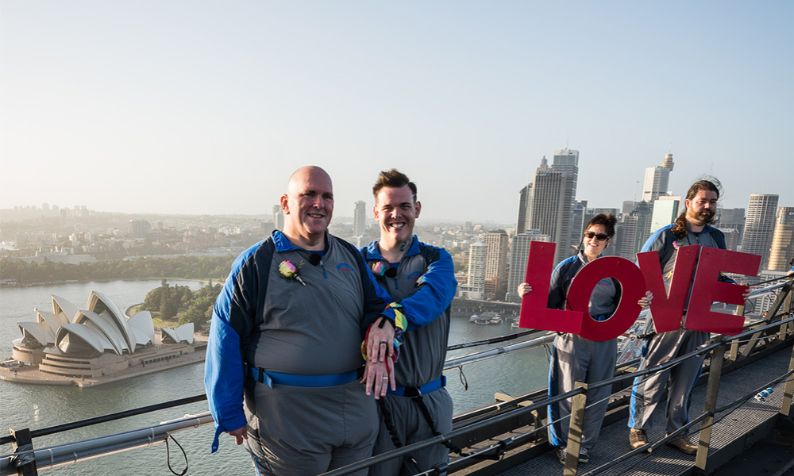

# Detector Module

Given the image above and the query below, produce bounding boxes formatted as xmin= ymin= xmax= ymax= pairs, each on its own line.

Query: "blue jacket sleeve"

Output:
xmin=204 ymin=250 xmax=258 ymax=453
xmin=396 ymin=247 xmax=457 ymax=330
xmin=353 ymin=248 xmax=391 ymax=331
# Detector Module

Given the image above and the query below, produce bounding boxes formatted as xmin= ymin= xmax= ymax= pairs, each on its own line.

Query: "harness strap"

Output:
xmin=377 ymin=399 xmax=422 ymax=473
xmin=248 ymin=366 xmax=358 ymax=388
xmin=389 ymin=376 xmax=446 ymax=397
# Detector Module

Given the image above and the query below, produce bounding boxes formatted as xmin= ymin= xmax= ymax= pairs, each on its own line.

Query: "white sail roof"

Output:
xmin=51 ymin=295 xmax=78 ymax=324
xmin=127 ymin=311 xmax=155 ymax=346
xmin=18 ymin=321 xmax=55 ymax=346
xmin=35 ymin=308 xmax=62 ymax=335
xmin=161 ymin=323 xmax=194 ymax=344
xmin=74 ymin=310 xmax=128 ymax=355
xmin=16 ymin=290 xmax=194 ymax=357
xmin=55 ymin=324 xmax=111 ymax=356
xmin=87 ymin=291 xmax=135 ymax=353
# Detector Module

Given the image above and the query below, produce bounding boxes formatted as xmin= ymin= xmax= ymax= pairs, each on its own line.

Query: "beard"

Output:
xmin=690 ymin=209 xmax=716 ymax=226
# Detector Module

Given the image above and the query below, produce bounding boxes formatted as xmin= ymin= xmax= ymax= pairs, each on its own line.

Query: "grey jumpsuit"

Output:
xmin=547 ymin=252 xmax=619 ymax=454
xmin=628 ymin=226 xmax=724 ymax=434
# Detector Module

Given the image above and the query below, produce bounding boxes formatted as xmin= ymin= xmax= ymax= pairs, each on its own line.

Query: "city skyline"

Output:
xmin=2 ymin=2 xmax=792 ymax=223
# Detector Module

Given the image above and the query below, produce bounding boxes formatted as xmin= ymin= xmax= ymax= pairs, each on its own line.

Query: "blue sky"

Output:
xmin=1 ymin=1 xmax=791 ymax=223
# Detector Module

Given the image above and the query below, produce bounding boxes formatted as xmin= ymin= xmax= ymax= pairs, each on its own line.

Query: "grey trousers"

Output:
xmin=628 ymin=328 xmax=709 ymax=433
xmin=547 ymin=333 xmax=617 ymax=452
xmin=371 ymin=388 xmax=453 ymax=476
xmin=244 ymin=380 xmax=379 ymax=476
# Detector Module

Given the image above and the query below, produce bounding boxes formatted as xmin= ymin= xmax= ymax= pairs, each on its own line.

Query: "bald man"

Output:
xmin=205 ymin=166 xmax=398 ymax=475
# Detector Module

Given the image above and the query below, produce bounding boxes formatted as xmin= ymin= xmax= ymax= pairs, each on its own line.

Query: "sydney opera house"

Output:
xmin=1 ymin=291 xmax=204 ymax=386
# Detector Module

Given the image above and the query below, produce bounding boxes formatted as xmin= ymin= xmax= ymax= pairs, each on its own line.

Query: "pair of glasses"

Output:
xmin=584 ymin=232 xmax=609 ymax=241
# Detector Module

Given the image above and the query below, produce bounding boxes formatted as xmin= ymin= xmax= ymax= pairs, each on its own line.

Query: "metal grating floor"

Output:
xmin=498 ymin=346 xmax=792 ymax=475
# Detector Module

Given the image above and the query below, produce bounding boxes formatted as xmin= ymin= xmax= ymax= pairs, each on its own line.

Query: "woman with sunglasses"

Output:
xmin=518 ymin=213 xmax=651 ymax=464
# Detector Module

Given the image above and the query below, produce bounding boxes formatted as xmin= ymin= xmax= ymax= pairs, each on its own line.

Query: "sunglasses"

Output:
xmin=584 ymin=232 xmax=610 ymax=241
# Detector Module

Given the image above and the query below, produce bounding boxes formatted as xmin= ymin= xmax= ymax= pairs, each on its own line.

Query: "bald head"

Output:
xmin=287 ymin=166 xmax=332 ymax=195
xmin=280 ymin=165 xmax=334 ymax=249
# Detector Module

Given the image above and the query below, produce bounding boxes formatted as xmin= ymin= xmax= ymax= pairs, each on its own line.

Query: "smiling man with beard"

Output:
xmin=628 ymin=179 xmax=728 ymax=455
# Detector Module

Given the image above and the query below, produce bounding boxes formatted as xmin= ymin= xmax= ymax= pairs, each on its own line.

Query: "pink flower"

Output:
xmin=278 ymin=260 xmax=306 ymax=286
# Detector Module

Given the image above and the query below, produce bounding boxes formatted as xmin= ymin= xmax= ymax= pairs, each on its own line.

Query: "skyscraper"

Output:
xmin=516 ymin=183 xmax=533 ymax=234
xmin=570 ymin=200 xmax=588 ymax=250
xmin=650 ymin=196 xmax=681 ymax=233
xmin=741 ymin=194 xmax=779 ymax=267
xmin=717 ymin=207 xmax=746 ymax=251
xmin=465 ymin=241 xmax=487 ymax=300
xmin=551 ymin=149 xmax=580 ymax=260
xmin=505 ymin=230 xmax=552 ymax=303
xmin=615 ymin=214 xmax=639 ymax=260
xmin=642 ymin=153 xmax=675 ymax=202
xmin=768 ymin=207 xmax=794 ymax=272
xmin=515 ymin=152 xmax=578 ymax=263
xmin=353 ymin=201 xmax=366 ymax=237
xmin=483 ymin=230 xmax=509 ymax=300
xmin=272 ymin=205 xmax=284 ymax=230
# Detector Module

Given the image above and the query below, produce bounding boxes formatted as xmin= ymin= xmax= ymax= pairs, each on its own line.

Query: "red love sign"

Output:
xmin=517 ymin=241 xmax=760 ymax=340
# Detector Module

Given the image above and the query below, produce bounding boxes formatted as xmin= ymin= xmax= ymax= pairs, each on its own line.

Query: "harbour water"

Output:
xmin=0 ymin=281 xmax=549 ymax=475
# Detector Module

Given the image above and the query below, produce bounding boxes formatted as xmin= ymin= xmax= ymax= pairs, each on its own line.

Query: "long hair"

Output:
xmin=671 ymin=179 xmax=720 ymax=239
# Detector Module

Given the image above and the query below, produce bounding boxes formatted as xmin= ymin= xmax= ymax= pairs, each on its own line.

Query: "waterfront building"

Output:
xmin=741 ymin=194 xmax=779 ymax=267
xmin=5 ymin=292 xmax=200 ymax=386
xmin=461 ymin=241 xmax=487 ymax=300
xmin=483 ymin=230 xmax=509 ymax=301
xmin=505 ymin=230 xmax=551 ymax=303
xmin=768 ymin=207 xmax=794 ymax=272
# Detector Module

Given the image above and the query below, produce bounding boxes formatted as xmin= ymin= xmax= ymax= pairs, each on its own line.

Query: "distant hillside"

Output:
xmin=0 ymin=255 xmax=233 ymax=286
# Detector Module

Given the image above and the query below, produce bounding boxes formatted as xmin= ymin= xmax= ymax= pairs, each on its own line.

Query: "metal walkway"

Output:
xmin=481 ymin=345 xmax=792 ymax=475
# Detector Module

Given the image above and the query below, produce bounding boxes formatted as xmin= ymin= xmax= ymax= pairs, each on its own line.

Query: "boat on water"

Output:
xmin=469 ymin=311 xmax=502 ymax=325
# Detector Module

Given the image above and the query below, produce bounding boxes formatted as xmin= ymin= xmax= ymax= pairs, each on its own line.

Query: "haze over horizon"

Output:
xmin=2 ymin=1 xmax=792 ymax=223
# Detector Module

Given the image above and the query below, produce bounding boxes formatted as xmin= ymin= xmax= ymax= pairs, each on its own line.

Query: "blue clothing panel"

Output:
xmin=205 ymin=231 xmax=387 ymax=453
xmin=363 ymin=236 xmax=457 ymax=330
xmin=205 ymin=241 xmax=263 ymax=452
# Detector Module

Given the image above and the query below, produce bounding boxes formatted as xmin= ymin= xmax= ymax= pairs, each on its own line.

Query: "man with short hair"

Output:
xmin=361 ymin=169 xmax=458 ymax=474
xmin=628 ymin=179 xmax=732 ymax=455
xmin=204 ymin=166 xmax=395 ymax=475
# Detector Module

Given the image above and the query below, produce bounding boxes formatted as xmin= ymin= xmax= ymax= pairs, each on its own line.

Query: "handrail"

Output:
xmin=0 ymin=413 xmax=213 ymax=473
xmin=444 ymin=332 xmax=555 ymax=369
xmin=2 ymin=281 xmax=791 ymax=475
xmin=447 ymin=329 xmax=536 ymax=351
xmin=0 ymin=394 xmax=207 ymax=446
xmin=323 ymin=313 xmax=794 ymax=475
